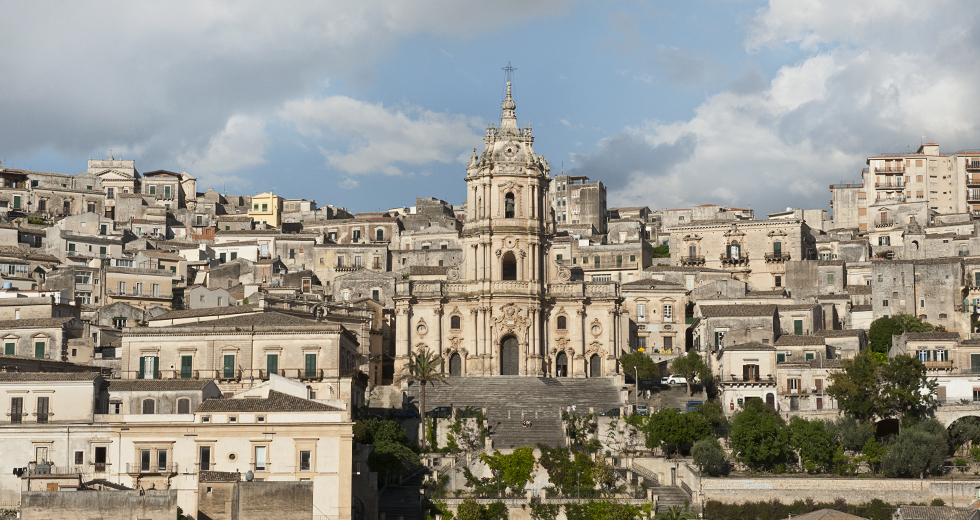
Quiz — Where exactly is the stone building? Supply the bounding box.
[620,279,689,358]
[871,258,968,333]
[669,219,816,291]
[393,82,628,378]
[550,174,607,234]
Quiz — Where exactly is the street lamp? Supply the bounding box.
[577,469,581,500]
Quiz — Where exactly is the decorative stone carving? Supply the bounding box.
[590,318,602,338]
[447,267,460,281]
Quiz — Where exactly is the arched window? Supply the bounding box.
[376,229,384,242]
[501,252,517,281]
[142,399,155,415]
[557,316,567,330]
[450,316,461,329]
[504,193,515,218]
[177,398,191,414]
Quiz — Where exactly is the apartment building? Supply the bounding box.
[550,174,607,234]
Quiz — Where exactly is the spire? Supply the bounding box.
[499,81,518,133]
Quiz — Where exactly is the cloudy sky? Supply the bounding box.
[4,0,980,215]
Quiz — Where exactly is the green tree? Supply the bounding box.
[826,350,888,423]
[868,316,903,356]
[692,437,728,476]
[787,417,841,473]
[457,499,486,520]
[669,350,710,396]
[528,503,560,520]
[655,505,697,520]
[537,445,596,496]
[827,415,874,453]
[857,438,885,474]
[620,351,659,378]
[481,447,536,495]
[362,418,421,485]
[730,400,789,470]
[881,354,938,426]
[949,417,980,456]
[651,243,670,258]
[881,419,948,477]
[642,408,713,455]
[693,402,728,435]
[394,348,447,450]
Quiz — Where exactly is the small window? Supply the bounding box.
[257,416,265,423]
[557,316,567,330]
[177,398,190,414]
[451,316,461,329]
[142,399,155,414]
[299,450,312,471]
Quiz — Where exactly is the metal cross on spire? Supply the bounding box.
[501,61,517,83]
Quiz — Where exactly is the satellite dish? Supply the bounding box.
[245,470,254,482]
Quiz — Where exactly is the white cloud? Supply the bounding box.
[339,177,360,190]
[574,1,980,214]
[177,115,269,185]
[279,96,483,175]
[0,1,571,180]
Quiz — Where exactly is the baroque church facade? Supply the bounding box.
[393,82,629,378]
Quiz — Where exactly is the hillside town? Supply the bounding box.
[3,83,980,520]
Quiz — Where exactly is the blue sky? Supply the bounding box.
[3,1,980,216]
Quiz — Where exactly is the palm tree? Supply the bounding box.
[894,314,934,333]
[395,348,447,450]
[655,505,697,520]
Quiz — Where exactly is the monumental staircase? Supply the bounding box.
[404,376,624,448]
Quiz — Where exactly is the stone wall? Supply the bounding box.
[237,481,313,520]
[701,477,980,506]
[21,490,177,520]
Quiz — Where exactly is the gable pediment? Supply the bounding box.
[95,169,134,181]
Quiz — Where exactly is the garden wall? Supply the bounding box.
[702,477,980,506]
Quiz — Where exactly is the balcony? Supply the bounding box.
[679,255,705,266]
[720,254,749,267]
[717,375,775,386]
[874,166,905,174]
[924,360,955,371]
[968,175,980,186]
[875,182,904,190]
[27,462,82,477]
[126,463,178,475]
[764,253,791,263]
[967,161,980,171]
[875,219,894,228]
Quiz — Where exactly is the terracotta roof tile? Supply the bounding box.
[195,390,340,413]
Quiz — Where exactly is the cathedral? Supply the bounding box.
[393,82,628,378]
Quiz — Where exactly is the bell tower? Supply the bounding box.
[461,80,553,287]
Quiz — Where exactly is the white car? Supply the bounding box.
[666,375,687,385]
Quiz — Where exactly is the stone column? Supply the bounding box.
[436,307,444,357]
[394,305,411,379]
[578,308,587,377]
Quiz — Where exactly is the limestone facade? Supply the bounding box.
[393,83,628,379]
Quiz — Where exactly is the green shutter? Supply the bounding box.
[4,342,14,355]
[975,272,980,287]
[773,242,782,256]
[806,352,815,361]
[34,342,44,359]
[223,355,235,379]
[971,354,980,374]
[13,196,20,210]
[153,357,160,379]
[267,355,278,377]
[181,356,193,379]
[777,353,786,363]
[794,320,803,335]
[139,357,146,379]
[305,354,316,378]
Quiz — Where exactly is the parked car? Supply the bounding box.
[600,407,621,417]
[394,408,419,419]
[666,375,687,385]
[685,400,704,412]
[660,376,670,385]
[635,404,649,416]
[428,406,453,418]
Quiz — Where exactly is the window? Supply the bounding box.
[4,342,14,356]
[305,353,317,378]
[557,316,567,330]
[663,336,673,351]
[372,289,380,302]
[180,355,193,379]
[141,449,152,472]
[142,399,155,414]
[805,352,815,361]
[883,299,889,307]
[219,252,226,263]
[158,450,168,471]
[715,331,725,349]
[504,193,515,218]
[917,350,930,362]
[10,397,22,423]
[223,354,235,379]
[75,451,84,465]
[75,272,92,284]
[637,336,646,351]
[200,446,212,471]
[139,355,159,379]
[775,275,782,287]
[451,315,461,329]
[255,446,267,471]
[262,204,268,211]
[630,254,636,262]
[662,304,673,322]
[616,255,623,268]
[118,281,126,294]
[827,273,834,285]
[149,185,156,195]
[36,397,49,424]
[355,256,362,267]
[501,252,517,280]
[34,341,45,359]
[177,398,190,414]
[935,350,949,362]
[376,229,384,241]
[353,230,361,242]
[299,450,312,471]
[267,354,279,377]
[164,185,171,199]
[594,256,600,268]
[556,254,563,262]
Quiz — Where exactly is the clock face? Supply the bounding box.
[503,141,520,157]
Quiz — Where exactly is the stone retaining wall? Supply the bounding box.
[702,477,980,506]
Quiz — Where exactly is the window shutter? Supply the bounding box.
[153,357,160,379]
[139,357,146,379]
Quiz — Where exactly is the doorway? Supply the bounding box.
[449,353,462,377]
[500,336,519,375]
[556,352,568,377]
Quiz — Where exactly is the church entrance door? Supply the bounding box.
[556,352,568,377]
[500,336,519,375]
[449,353,461,377]
[589,354,601,377]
